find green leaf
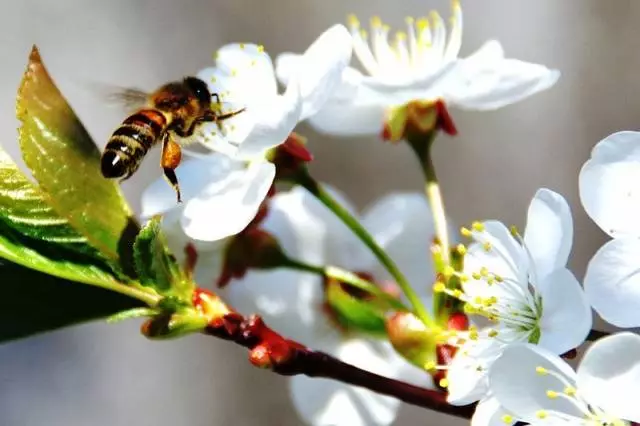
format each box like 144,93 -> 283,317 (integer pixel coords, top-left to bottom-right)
0,259 -> 144,343
326,280 -> 387,337
133,216 -> 190,296
17,46 -> 138,275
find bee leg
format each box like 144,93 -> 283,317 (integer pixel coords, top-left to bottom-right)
160,134 -> 183,203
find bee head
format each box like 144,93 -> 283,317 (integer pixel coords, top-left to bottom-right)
183,77 -> 211,107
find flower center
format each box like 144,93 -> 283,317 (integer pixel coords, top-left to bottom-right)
434,222 -> 544,344
346,0 -> 462,80
534,366 -> 628,426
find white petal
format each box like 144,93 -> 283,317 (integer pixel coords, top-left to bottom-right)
140,154 -> 243,218
289,340 -> 405,426
536,268 -> 591,354
234,82 -> 303,160
488,344 -> 582,424
583,238 -> 640,327
211,43 -> 278,100
472,396 -> 516,426
447,339 -> 502,405
444,40 -> 560,110
288,24 -> 353,120
578,332 -> 640,422
181,161 -> 275,241
307,100 -> 387,136
579,131 -> 640,237
359,193 -> 439,296
524,189 -> 573,279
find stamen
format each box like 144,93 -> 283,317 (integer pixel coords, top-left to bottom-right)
501,414 -> 513,424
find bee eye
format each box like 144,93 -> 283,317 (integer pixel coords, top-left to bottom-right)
184,77 -> 211,106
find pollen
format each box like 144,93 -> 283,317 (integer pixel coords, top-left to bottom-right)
479,267 -> 489,277
370,16 -> 383,28
239,43 -> 245,49
443,265 -> 456,277
424,360 -> 436,371
438,378 -> 449,388
501,414 -> 513,424
210,76 -> 217,83
395,31 -> 407,41
546,390 -> 558,399
452,289 -> 463,298
231,69 -> 238,77
460,227 -> 472,237
535,410 -> 548,420
416,17 -> 429,30
472,221 -> 485,232
509,225 -> 520,237
472,272 -> 482,280
536,366 -> 548,376
257,45 -> 265,53
483,241 -> 492,251
488,329 -> 499,338
250,59 -> 256,66
456,244 -> 467,255
360,29 -> 368,39
459,274 -> 469,283
347,14 -> 360,28
433,282 -> 446,292
564,386 -> 577,396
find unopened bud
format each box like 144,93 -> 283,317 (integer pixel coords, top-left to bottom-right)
217,228 -> 288,288
447,312 -> 469,331
385,312 -> 439,368
382,99 -> 457,143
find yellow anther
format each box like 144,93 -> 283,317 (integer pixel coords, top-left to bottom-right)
494,275 -> 504,283
438,378 -> 449,388
469,330 -> 479,340
488,329 -> 499,338
347,14 -> 360,28
250,59 -> 256,66
463,304 -> 476,314
459,274 -> 469,283
231,69 -> 238,77
487,277 -> 495,285
564,386 -> 577,396
452,289 -> 463,298
473,296 -> 483,305
433,282 -> 446,293
424,360 -> 436,371
509,225 -> 520,237
370,16 -> 382,28
472,272 -> 482,280
488,315 -> 499,322
405,16 -> 415,25
501,414 -> 513,424
451,0 -> 461,10
460,227 -> 472,237
443,265 -> 456,277
395,31 -> 407,41
257,45 -> 265,53
429,10 -> 443,23
359,29 -> 368,39
488,296 -> 498,304
456,244 -> 467,255
536,366 -> 548,375
416,17 -> 429,30
472,221 -> 485,232
210,76 -> 217,83
480,267 -> 489,277
546,390 -> 558,399
483,241 -> 492,251
382,24 -> 390,32
535,410 -> 548,420
239,43 -> 245,49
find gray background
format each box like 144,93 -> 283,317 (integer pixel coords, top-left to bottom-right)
0,0 -> 632,425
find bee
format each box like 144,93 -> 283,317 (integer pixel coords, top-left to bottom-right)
101,76 -> 244,202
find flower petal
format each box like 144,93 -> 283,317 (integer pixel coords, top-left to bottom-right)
579,131 -> 640,238
583,238 -> 640,327
578,332 -> 640,422
443,40 -> 560,110
181,161 -> 275,241
234,82 -> 303,160
140,154 -> 243,218
488,344 -> 581,424
472,396 -> 516,426
288,341 -> 408,426
537,268 -> 591,354
307,100 -> 387,136
285,24 -> 353,120
523,189 -> 573,279
447,339 -> 503,405
359,193 -> 439,296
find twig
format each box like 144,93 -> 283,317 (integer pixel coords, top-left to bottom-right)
202,309 -> 475,419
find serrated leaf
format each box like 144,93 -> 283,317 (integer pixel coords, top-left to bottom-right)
326,280 -> 387,337
0,259 -> 143,343
17,46 -> 138,275
133,216 -> 189,296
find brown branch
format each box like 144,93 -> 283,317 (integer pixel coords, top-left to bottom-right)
587,328 -> 610,341
203,310 -> 475,420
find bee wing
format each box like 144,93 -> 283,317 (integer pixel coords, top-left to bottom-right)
86,81 -> 151,111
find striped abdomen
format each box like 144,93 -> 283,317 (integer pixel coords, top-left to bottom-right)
101,109 -> 168,180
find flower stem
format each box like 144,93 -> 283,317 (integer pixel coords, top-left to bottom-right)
283,257 -> 410,312
295,169 -> 434,328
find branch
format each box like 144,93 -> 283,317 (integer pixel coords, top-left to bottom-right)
203,310 -> 475,420
587,328 -> 610,341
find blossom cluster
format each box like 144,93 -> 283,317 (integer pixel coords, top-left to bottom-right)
140,2 -> 640,425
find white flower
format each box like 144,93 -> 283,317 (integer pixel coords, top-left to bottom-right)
580,131 -> 640,327
441,189 -> 591,407
222,186 -> 437,426
141,25 -> 352,242
488,332 -> 640,425
276,1 -> 559,136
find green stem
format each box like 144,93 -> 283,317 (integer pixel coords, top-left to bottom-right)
284,257 -> 409,312
295,170 -> 434,327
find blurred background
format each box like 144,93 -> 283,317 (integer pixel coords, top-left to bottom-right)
0,0 -> 636,424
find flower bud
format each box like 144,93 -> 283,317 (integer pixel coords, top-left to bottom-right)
382,99 -> 457,143
268,132 -> 314,181
217,228 -> 288,288
385,312 -> 440,368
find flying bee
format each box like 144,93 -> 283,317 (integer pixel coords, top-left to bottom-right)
101,76 -> 244,202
